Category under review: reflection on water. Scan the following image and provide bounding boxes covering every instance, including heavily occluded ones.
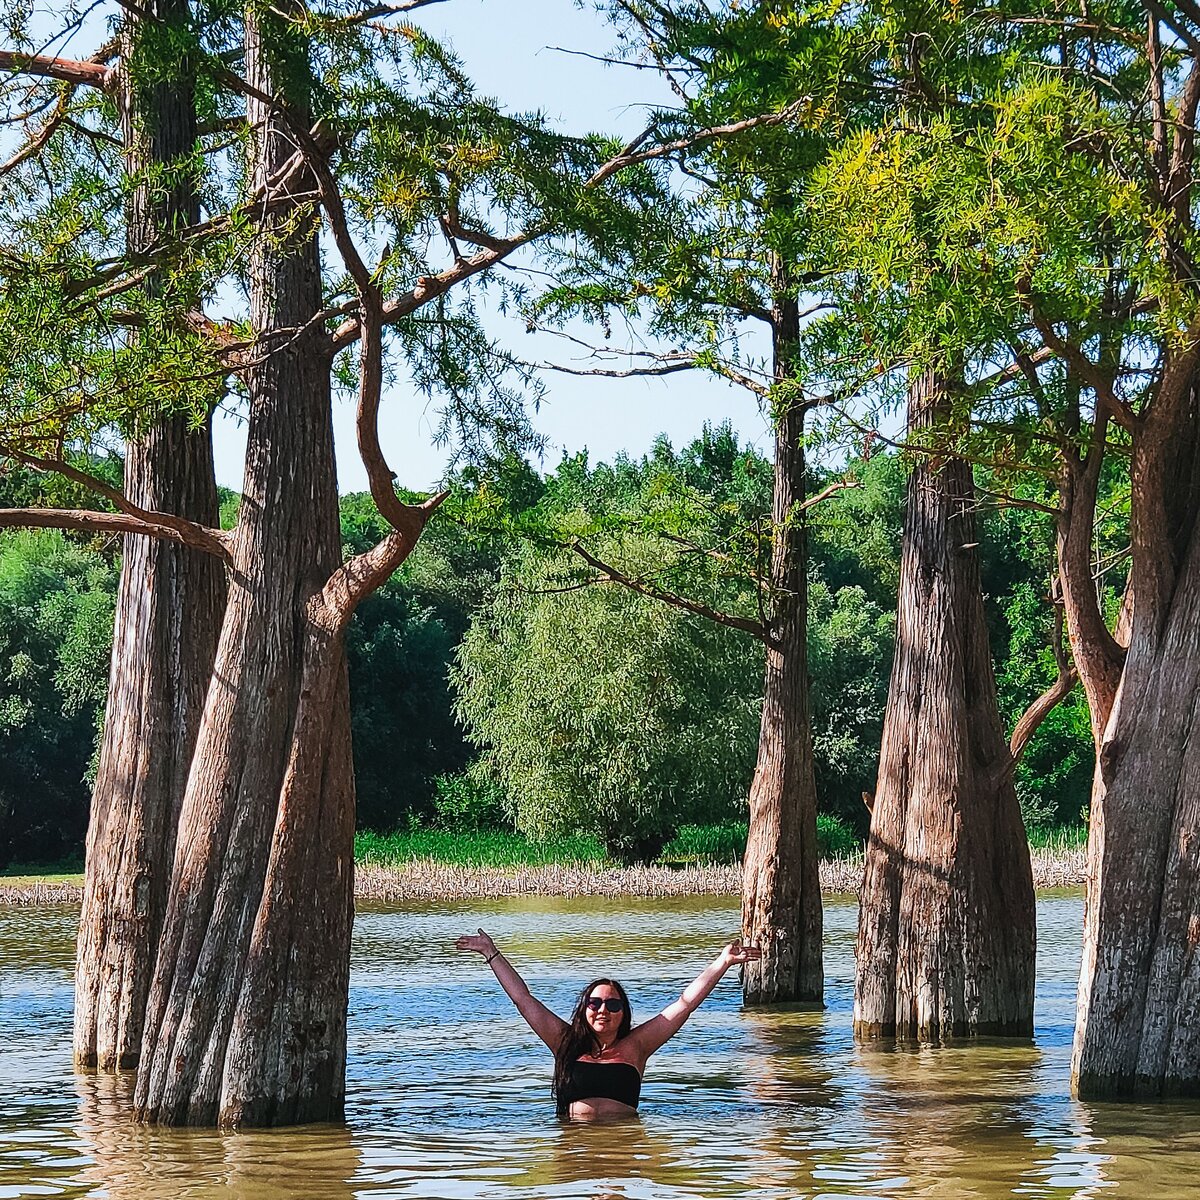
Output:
[3,891,1200,1197]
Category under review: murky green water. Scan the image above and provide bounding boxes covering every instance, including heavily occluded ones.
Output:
[2,891,1199,1198]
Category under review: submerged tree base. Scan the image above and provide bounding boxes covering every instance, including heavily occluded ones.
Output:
[854,1016,1034,1041]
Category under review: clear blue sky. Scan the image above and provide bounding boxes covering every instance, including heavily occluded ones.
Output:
[213,0,772,492]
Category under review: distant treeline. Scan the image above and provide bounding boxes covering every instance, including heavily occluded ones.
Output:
[0,424,1095,866]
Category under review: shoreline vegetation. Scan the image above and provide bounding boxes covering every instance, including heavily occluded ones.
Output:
[1,824,1087,906]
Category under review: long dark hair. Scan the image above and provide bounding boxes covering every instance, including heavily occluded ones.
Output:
[552,977,633,1117]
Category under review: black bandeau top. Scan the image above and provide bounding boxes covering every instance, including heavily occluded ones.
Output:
[560,1059,642,1109]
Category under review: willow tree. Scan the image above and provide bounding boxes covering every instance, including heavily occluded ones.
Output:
[0,0,752,1124]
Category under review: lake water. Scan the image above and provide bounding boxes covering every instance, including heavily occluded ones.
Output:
[3,891,1200,1198]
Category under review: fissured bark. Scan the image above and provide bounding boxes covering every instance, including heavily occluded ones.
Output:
[854,370,1035,1040]
[1073,368,1200,1098]
[740,277,823,1005]
[74,0,225,1073]
[133,9,355,1126]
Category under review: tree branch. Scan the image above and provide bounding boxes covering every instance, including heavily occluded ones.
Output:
[586,100,806,187]
[0,445,232,561]
[571,539,771,645]
[795,477,860,513]
[0,507,231,557]
[0,91,69,176]
[1017,287,1139,432]
[322,491,448,626]
[0,50,111,90]
[1009,601,1078,763]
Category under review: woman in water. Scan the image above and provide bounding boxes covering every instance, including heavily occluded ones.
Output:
[455,928,761,1120]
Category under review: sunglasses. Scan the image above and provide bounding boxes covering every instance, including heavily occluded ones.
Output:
[585,997,625,1013]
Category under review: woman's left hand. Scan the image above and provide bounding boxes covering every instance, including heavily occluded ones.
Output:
[721,940,762,966]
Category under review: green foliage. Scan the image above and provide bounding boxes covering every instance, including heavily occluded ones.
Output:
[453,537,762,863]
[340,468,538,832]
[451,433,907,857]
[808,454,905,606]
[346,581,468,831]
[431,772,510,832]
[662,813,860,864]
[807,581,894,830]
[353,827,604,868]
[452,432,772,863]
[0,531,116,867]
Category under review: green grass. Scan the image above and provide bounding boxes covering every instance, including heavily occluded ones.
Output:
[0,856,83,881]
[353,828,605,868]
[1027,824,1087,851]
[0,871,83,886]
[662,814,861,864]
[357,815,864,870]
[1,822,1090,881]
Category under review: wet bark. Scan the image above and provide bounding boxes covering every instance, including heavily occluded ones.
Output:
[854,370,1035,1040]
[740,280,823,1005]
[73,1,225,1073]
[133,9,355,1126]
[1073,366,1200,1099]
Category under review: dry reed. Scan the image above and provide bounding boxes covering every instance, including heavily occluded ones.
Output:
[0,848,1087,907]
[0,880,84,906]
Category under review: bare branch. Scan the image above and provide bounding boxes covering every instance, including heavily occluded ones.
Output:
[0,506,230,556]
[0,49,111,89]
[796,477,861,513]
[974,483,1061,516]
[0,91,69,176]
[535,330,774,397]
[305,0,450,25]
[1,445,232,561]
[587,100,807,187]
[547,45,669,71]
[1009,601,1077,763]
[571,539,771,644]
[542,356,698,381]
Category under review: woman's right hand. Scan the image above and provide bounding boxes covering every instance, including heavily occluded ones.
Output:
[455,927,497,957]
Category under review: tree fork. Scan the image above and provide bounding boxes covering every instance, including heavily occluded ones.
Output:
[1073,364,1200,1099]
[131,1,350,1124]
[130,2,446,1126]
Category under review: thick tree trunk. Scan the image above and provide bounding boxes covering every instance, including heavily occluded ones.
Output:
[740,283,823,1005]
[74,1,224,1072]
[132,10,356,1127]
[1073,369,1200,1098]
[853,370,1035,1040]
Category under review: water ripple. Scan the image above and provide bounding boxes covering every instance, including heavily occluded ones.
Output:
[7,892,1200,1197]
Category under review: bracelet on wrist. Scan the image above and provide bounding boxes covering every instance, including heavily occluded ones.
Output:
[485,950,500,963]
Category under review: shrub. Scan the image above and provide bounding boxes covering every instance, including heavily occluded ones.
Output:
[431,772,510,831]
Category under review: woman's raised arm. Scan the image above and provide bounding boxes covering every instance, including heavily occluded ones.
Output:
[455,928,569,1052]
[628,941,762,1059]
